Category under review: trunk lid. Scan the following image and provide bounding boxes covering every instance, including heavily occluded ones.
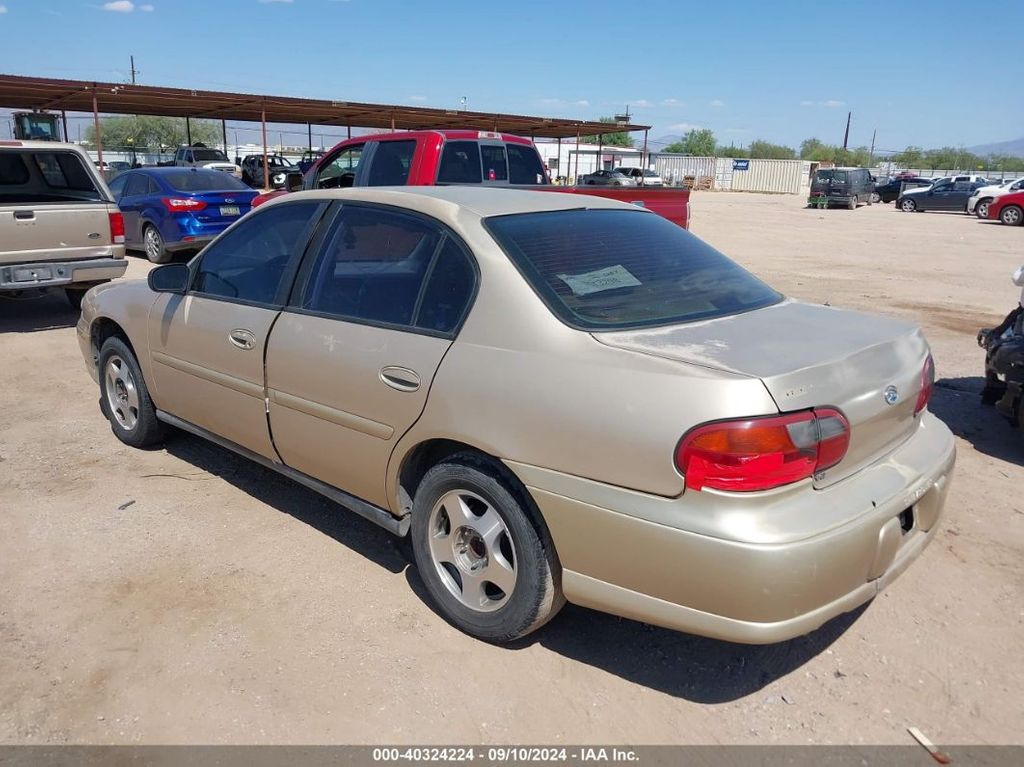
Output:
[188,190,256,225]
[594,300,929,487]
[0,201,118,265]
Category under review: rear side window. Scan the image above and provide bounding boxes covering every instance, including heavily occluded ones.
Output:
[485,209,782,330]
[480,144,508,181]
[0,153,30,185]
[366,140,416,186]
[33,152,100,195]
[193,201,320,305]
[507,143,547,184]
[415,238,476,333]
[124,174,150,197]
[437,140,482,183]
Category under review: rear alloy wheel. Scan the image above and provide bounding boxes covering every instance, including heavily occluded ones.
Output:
[143,224,171,264]
[411,455,563,643]
[975,199,991,219]
[847,197,857,210]
[870,191,881,204]
[900,198,917,212]
[1000,205,1023,226]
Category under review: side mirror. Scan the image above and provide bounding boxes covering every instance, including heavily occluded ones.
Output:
[285,171,304,192]
[148,263,190,294]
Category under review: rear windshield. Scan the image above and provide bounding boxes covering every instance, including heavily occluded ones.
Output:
[191,149,230,162]
[507,143,547,184]
[816,169,848,183]
[165,170,250,192]
[485,209,781,330]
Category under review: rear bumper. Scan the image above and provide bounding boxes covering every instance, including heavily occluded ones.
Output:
[508,411,956,644]
[0,256,127,290]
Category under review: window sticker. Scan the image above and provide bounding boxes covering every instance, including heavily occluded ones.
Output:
[557,265,642,296]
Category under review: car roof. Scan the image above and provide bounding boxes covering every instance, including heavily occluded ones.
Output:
[271,186,643,224]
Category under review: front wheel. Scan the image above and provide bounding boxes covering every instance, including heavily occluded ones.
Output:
[410,455,563,643]
[1000,205,1023,226]
[98,336,165,448]
[143,224,171,264]
[870,191,881,204]
[847,197,857,210]
[975,199,991,219]
[900,198,917,212]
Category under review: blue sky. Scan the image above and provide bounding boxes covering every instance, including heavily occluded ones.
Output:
[0,0,1020,152]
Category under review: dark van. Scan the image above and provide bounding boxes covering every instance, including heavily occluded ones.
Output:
[809,167,874,209]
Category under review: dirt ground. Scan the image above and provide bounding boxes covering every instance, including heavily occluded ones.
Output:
[1,193,1022,746]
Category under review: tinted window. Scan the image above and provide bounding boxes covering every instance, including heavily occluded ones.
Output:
[415,238,476,333]
[953,181,972,192]
[165,170,250,192]
[485,209,782,330]
[301,206,441,327]
[124,174,149,197]
[507,143,547,184]
[194,201,320,305]
[316,144,363,188]
[191,149,230,162]
[366,140,416,186]
[816,169,848,183]
[437,140,482,183]
[33,152,100,195]
[480,144,508,181]
[0,153,30,185]
[107,173,128,196]
[932,183,953,192]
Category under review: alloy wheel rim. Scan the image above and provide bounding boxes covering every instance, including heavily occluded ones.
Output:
[902,200,914,211]
[427,489,517,612]
[104,355,139,430]
[145,229,161,260]
[977,202,989,218]
[1006,208,1021,224]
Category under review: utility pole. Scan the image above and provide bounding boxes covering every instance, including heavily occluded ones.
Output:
[129,55,139,85]
[869,128,876,165]
[842,111,851,150]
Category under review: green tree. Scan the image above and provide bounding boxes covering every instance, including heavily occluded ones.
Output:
[664,128,716,156]
[748,140,796,160]
[892,145,924,168]
[579,117,634,147]
[84,115,222,152]
[715,143,748,158]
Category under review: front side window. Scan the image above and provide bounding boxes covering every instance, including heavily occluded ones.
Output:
[193,201,320,305]
[301,206,441,327]
[316,144,364,189]
[486,209,781,330]
[365,140,416,186]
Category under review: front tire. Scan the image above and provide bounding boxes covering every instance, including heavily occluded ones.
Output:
[410,454,563,643]
[870,191,881,204]
[900,198,917,212]
[143,224,171,264]
[98,337,165,448]
[1000,205,1023,226]
[976,199,991,219]
[847,197,857,210]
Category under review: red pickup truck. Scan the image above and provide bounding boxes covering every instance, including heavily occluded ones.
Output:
[253,130,690,228]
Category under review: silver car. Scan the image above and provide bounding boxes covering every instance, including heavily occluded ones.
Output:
[580,169,636,186]
[77,186,955,644]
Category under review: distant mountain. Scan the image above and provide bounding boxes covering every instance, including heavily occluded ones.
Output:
[967,137,1024,158]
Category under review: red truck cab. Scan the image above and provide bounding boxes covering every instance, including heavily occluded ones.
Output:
[254,130,689,228]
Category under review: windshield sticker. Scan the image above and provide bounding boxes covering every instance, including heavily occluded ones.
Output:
[557,265,642,296]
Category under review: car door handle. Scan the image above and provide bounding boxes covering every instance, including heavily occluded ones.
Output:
[228,328,256,350]
[13,210,34,220]
[380,366,420,392]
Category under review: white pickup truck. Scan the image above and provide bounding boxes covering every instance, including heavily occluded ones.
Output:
[0,141,127,308]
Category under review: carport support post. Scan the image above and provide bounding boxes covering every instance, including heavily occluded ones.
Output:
[642,129,649,168]
[347,125,351,140]
[61,110,69,144]
[221,119,228,154]
[261,106,269,189]
[91,90,103,168]
[307,123,312,153]
[185,116,191,146]
[597,134,603,172]
[556,137,561,182]
[574,126,581,182]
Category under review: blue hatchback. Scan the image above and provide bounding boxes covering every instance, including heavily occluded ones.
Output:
[108,167,258,263]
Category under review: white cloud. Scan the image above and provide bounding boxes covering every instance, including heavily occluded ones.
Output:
[631,99,654,108]
[407,95,427,102]
[801,99,846,108]
[103,1,135,11]
[661,98,683,107]
[140,3,154,9]
[0,5,7,14]
[668,122,703,133]
[710,99,725,107]
[574,99,589,107]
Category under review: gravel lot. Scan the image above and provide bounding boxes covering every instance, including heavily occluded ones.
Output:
[1,193,1021,746]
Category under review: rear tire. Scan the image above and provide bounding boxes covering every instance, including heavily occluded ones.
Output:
[870,191,881,203]
[143,224,171,264]
[98,336,165,448]
[900,198,917,212]
[1000,205,1023,226]
[410,453,563,643]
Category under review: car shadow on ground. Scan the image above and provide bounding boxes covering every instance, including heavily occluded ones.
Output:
[162,433,409,575]
[163,430,863,704]
[931,377,1022,465]
[0,289,78,333]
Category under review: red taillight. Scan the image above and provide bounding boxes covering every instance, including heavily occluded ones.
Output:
[915,354,935,415]
[108,212,125,244]
[675,408,850,492]
[161,197,207,212]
